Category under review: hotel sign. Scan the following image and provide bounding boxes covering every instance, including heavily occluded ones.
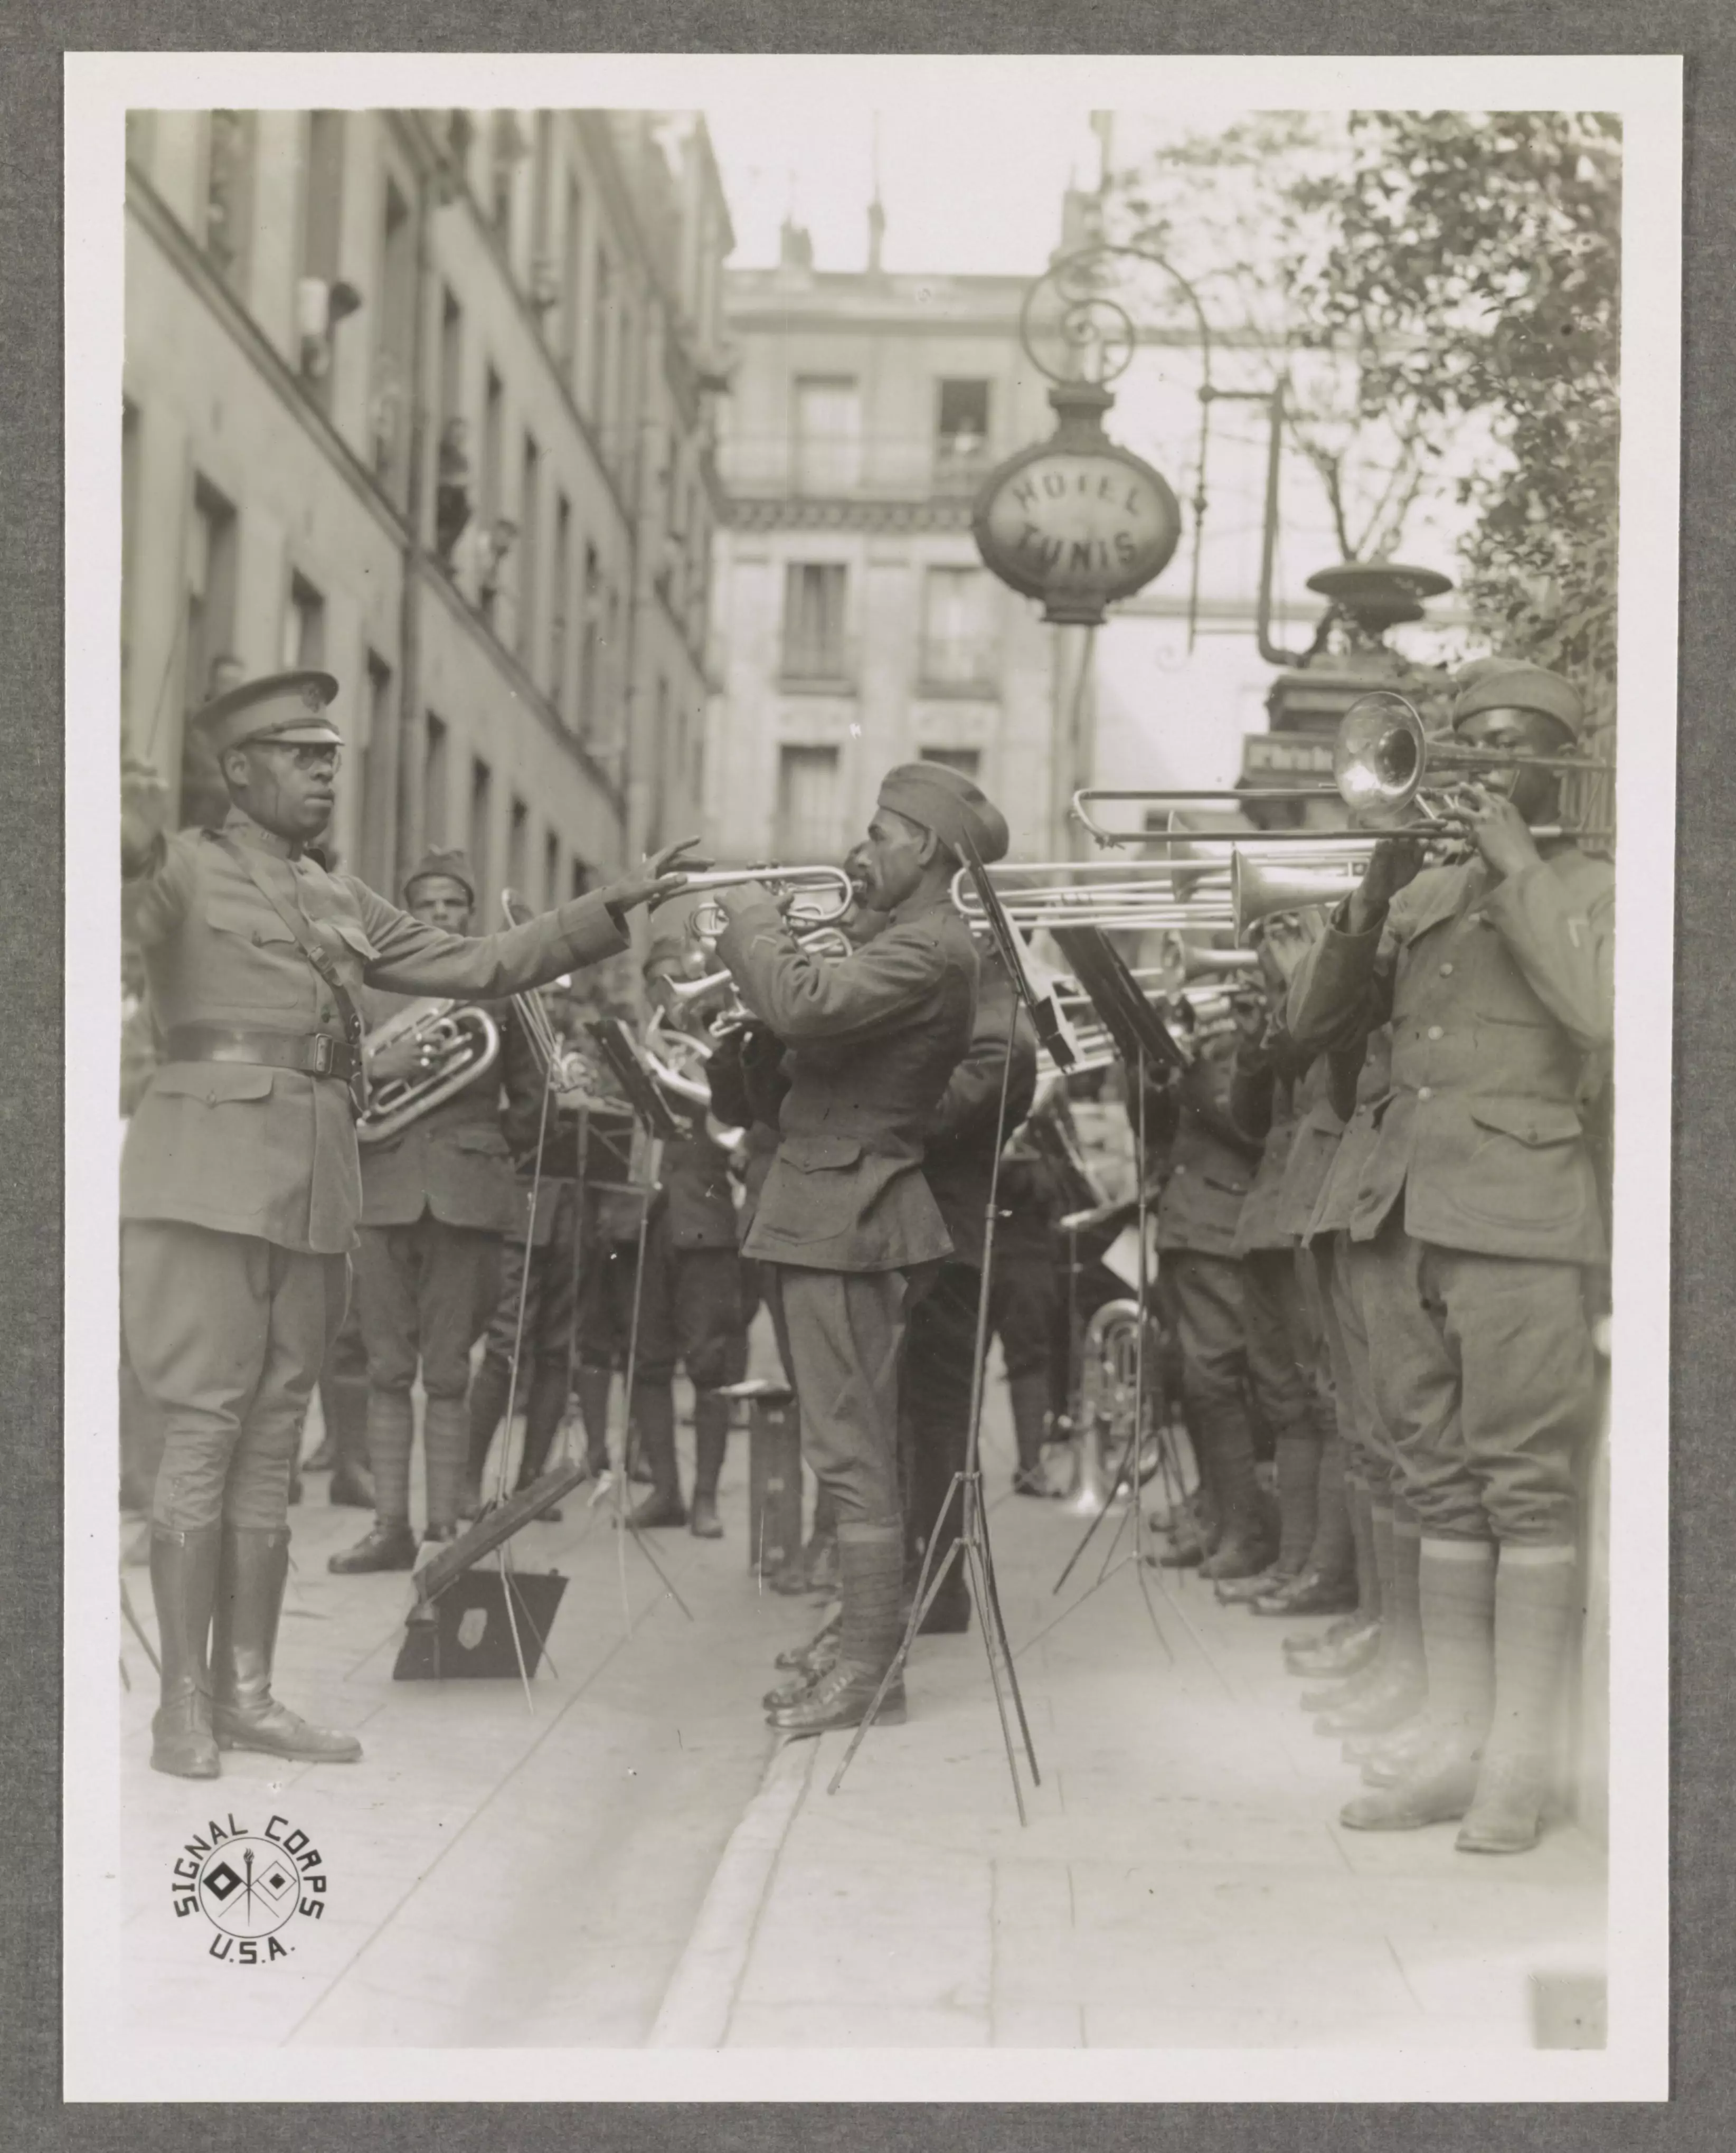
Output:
[972,382,1182,626]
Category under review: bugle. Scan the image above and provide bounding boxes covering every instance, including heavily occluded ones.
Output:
[356,999,501,1144]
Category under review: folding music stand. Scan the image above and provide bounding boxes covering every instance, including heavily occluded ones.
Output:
[829,836,1050,1820]
[1014,926,1193,1657]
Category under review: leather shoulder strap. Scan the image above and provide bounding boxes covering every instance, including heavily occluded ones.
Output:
[213,835,368,1109]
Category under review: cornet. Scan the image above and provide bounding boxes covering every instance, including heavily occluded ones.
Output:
[355,1000,501,1144]
[681,865,856,939]
[666,924,852,1034]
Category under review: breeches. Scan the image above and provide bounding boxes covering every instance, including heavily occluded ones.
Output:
[479,1225,578,1387]
[1355,1214,1596,1545]
[769,1263,921,1530]
[578,1212,748,1392]
[355,1215,500,1399]
[1315,1234,1400,1498]
[122,1220,347,1531]
[989,1251,1056,1381]
[1240,1244,1329,1444]
[1166,1248,1249,1420]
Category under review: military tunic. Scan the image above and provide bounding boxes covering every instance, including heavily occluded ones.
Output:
[716,886,978,1528]
[1288,848,1613,1544]
[122,808,629,1532]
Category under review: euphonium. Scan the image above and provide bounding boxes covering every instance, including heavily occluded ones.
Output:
[1070,1298,1153,1512]
[355,999,502,1144]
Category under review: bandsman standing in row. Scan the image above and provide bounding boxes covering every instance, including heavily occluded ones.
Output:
[120,669,694,1779]
[1288,664,1612,1854]
[712,763,999,1734]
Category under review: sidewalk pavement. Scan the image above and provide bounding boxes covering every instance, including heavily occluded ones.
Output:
[658,1434,1608,2051]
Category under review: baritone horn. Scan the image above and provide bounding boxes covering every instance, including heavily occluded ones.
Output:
[683,865,856,939]
[355,1000,501,1144]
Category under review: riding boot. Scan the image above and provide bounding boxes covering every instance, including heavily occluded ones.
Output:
[515,1357,569,1488]
[1296,1436,1357,1595]
[770,1522,907,1732]
[329,1391,418,1571]
[689,1389,729,1538]
[1271,1429,1320,1582]
[322,1365,375,1507]
[1313,1512,1427,1733]
[1196,1405,1272,1580]
[574,1362,615,1475]
[1338,1536,1494,1831]
[1456,1545,1578,1855]
[1008,1369,1057,1496]
[624,1380,686,1527]
[464,1356,510,1511]
[423,1394,471,1535]
[147,1524,221,1779]
[212,1527,362,1762]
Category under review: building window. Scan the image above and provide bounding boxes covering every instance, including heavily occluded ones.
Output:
[936,379,992,485]
[469,756,494,903]
[361,652,395,887]
[423,713,450,852]
[295,112,347,403]
[777,747,843,861]
[550,491,572,715]
[281,571,326,669]
[570,858,593,902]
[781,562,850,683]
[589,245,611,429]
[579,542,600,735]
[794,376,862,494]
[478,366,506,623]
[373,175,414,501]
[544,829,561,910]
[178,477,240,829]
[920,747,982,782]
[435,290,471,563]
[560,172,583,381]
[204,110,255,292]
[506,795,530,902]
[518,432,541,667]
[920,566,995,690]
[489,111,525,243]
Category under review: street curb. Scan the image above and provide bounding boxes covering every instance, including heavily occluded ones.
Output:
[646,1734,817,2047]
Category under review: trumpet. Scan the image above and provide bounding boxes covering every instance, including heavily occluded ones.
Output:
[1073,689,1613,848]
[667,924,852,1034]
[355,999,501,1144]
[681,865,856,939]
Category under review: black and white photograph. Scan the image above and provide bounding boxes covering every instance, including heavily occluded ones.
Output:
[62,50,1677,2102]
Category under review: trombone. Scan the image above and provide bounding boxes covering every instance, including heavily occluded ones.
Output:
[1073,690,1614,849]
[680,865,856,938]
[949,860,1237,934]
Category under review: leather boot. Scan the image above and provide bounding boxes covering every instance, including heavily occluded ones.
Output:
[514,1357,570,1491]
[1008,1370,1058,1496]
[916,1551,972,1635]
[574,1362,614,1475]
[1196,1406,1272,1581]
[148,1524,221,1779]
[1314,1664,1428,1736]
[774,1608,841,1671]
[212,1528,361,1762]
[1316,1512,1426,1729]
[1358,1716,1439,1786]
[1339,1734,1482,1831]
[466,1353,511,1511]
[1297,1434,1356,1601]
[1254,1566,1359,1618]
[1302,1654,1392,1713]
[1271,1430,1322,1582]
[689,1390,729,1539]
[1456,1545,1577,1855]
[1286,1614,1381,1678]
[327,1519,417,1573]
[423,1394,471,1536]
[1216,1563,1295,1606]
[624,1381,686,1528]
[770,1523,908,1732]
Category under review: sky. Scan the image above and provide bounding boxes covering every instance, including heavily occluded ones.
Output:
[703,102,1107,277]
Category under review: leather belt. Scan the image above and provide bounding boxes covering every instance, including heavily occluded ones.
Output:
[165,1025,362,1084]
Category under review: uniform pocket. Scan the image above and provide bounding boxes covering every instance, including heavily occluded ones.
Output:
[152,1064,276,1106]
[330,917,379,964]
[1468,1097,1583,1147]
[780,1134,864,1172]
[451,1125,510,1157]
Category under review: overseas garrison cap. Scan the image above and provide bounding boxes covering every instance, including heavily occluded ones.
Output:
[402,847,477,904]
[876,762,1009,865]
[196,669,343,756]
[1452,663,1585,741]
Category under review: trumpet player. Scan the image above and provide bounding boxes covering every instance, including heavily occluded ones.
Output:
[569,934,749,1536]
[710,764,1002,1734]
[1287,664,1613,1853]
[119,669,696,1778]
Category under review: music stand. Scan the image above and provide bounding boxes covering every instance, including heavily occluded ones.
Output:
[1016,927,1191,1656]
[828,837,1049,1820]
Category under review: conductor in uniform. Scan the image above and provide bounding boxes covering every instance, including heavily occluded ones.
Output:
[712,763,1004,1733]
[120,670,693,1779]
[1288,664,1611,1853]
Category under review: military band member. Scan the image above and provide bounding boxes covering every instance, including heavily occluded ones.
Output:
[712,763,1000,1733]
[329,849,520,1572]
[120,669,692,1779]
[571,935,749,1536]
[1288,665,1612,1853]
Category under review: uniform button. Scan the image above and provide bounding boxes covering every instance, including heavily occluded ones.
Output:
[1439,962,1454,976]
[1417,1086,1433,1102]
[1427,1025,1443,1041]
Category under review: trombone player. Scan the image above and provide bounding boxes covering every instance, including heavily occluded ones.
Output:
[119,669,695,1779]
[1287,664,1613,1853]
